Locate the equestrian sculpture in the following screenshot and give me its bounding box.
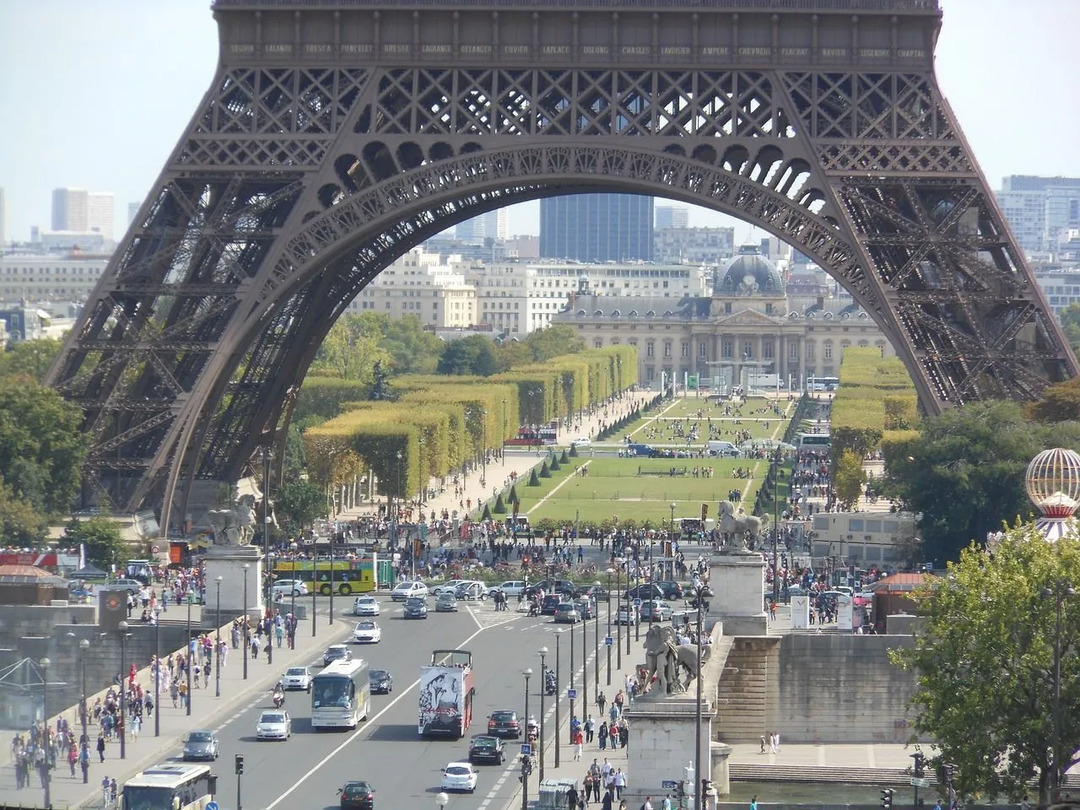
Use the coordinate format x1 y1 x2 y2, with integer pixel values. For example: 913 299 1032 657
717 500 762 554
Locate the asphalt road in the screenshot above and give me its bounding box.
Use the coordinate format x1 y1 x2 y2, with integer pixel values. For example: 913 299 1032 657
153 594 616 810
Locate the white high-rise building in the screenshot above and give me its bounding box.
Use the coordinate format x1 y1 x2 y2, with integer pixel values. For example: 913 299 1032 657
349 247 476 328
52 188 115 240
455 209 508 244
997 176 1080 256
655 204 689 229
89 193 115 240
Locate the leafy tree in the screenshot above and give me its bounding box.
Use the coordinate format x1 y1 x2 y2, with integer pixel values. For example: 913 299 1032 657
65 517 127 571
274 479 326 531
370 360 393 401
0 477 46 544
1057 302 1080 358
0 338 62 382
832 449 867 510
372 313 443 374
1027 376 1080 424
881 400 1080 564
890 528 1080 805
0 376 87 515
310 318 390 381
437 335 498 376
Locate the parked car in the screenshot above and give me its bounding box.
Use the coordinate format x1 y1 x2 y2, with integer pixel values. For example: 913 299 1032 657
430 580 467 596
486 710 521 739
655 581 684 600
455 581 487 601
522 579 577 600
570 437 591 447
323 644 352 666
640 599 674 622
487 580 527 598
281 666 312 692
100 579 143 595
435 592 459 612
256 709 291 741
625 583 664 601
352 595 380 616
553 602 581 623
369 669 393 695
403 596 428 619
182 729 219 761
391 581 429 601
352 620 382 644
615 604 639 625
578 584 609 601
468 735 505 765
626 442 657 458
441 761 478 793
338 780 376 809
271 579 308 598
540 594 562 615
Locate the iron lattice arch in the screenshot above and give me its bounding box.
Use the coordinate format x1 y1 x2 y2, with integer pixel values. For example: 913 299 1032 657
49 31 1075 516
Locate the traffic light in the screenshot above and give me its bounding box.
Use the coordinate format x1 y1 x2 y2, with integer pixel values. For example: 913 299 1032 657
701 779 712 797
234 754 244 775
913 751 925 778
881 788 894 809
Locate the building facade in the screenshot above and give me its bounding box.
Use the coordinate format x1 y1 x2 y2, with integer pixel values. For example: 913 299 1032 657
552 246 895 388
0 251 109 303
348 247 476 328
653 226 735 264
540 194 653 262
655 204 689 230
997 175 1080 255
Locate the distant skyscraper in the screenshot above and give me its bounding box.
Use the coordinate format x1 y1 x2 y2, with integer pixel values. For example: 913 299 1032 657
655 204 689 230
52 188 114 239
53 188 90 231
0 187 6 245
997 175 1080 255
456 209 508 244
540 194 654 262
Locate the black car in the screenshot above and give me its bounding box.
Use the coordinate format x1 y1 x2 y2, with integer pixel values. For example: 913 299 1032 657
523 579 578 600
323 644 353 667
578 584 609 601
625 583 664 601
656 581 684 600
404 596 428 619
338 780 375 809
468 734 505 765
369 669 393 694
540 594 562 615
486 709 521 739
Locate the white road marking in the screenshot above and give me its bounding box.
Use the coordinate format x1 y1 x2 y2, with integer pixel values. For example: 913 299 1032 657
265 622 489 809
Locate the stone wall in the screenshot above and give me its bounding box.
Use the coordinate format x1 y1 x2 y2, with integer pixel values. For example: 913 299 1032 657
775 633 916 743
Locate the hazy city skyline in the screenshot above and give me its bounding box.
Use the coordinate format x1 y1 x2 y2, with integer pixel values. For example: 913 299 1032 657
2 0 1078 244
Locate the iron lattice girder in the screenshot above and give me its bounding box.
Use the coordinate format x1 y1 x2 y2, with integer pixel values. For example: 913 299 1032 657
49 39 1076 514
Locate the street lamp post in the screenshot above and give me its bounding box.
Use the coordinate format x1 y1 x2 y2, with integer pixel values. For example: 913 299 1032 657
634 573 641 643
502 398 507 468
580 605 588 715
554 632 562 768
669 501 677 580
1044 579 1075 804
153 613 161 737
118 621 128 759
692 584 707 810
614 568 622 673
185 594 193 715
606 569 613 685
242 565 250 681
771 448 782 609
538 647 548 781
40 656 51 808
437 791 448 810
569 619 576 742
593 580 601 693
215 576 223 697
78 639 90 744
262 446 273 666
521 667 532 810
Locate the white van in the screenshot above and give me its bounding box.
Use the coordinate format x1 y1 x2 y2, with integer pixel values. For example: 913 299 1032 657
706 440 739 457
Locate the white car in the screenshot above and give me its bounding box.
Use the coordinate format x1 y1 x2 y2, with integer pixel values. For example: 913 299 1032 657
352 620 382 644
256 709 291 741
271 579 308 598
441 761 478 793
487 580 527 598
391 580 429 601
352 595 380 616
571 437 591 447
281 666 312 692
430 579 467 596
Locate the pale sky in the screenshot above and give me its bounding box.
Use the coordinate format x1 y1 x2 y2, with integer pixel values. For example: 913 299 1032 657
1 0 1078 243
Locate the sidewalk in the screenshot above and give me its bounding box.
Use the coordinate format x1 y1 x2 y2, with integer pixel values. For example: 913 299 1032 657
5 608 351 809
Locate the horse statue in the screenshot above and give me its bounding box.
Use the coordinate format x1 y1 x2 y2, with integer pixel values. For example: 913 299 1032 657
206 487 254 546
717 500 762 554
643 625 712 695
235 494 257 545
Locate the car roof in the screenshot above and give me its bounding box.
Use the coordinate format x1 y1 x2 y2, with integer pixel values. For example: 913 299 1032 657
446 761 473 768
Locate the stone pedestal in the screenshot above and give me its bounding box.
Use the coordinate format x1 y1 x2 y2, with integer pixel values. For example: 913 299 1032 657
622 695 713 807
708 554 768 635
201 545 263 629
710 741 732 795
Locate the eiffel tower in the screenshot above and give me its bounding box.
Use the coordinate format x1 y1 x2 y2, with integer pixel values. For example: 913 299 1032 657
48 0 1075 518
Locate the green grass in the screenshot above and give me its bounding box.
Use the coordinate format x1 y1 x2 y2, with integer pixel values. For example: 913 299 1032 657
619 396 795 445
518 456 766 523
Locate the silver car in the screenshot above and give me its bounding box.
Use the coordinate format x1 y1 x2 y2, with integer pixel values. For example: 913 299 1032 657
281 666 312 692
256 710 291 741
182 729 219 760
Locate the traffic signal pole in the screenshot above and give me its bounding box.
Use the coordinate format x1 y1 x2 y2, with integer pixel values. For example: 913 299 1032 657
235 753 244 810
